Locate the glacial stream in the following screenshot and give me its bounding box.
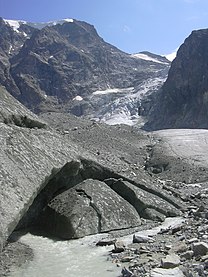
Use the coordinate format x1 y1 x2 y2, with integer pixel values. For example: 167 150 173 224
8 217 184 277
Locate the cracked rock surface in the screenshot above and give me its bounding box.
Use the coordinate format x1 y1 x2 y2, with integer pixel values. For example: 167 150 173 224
39 179 141 239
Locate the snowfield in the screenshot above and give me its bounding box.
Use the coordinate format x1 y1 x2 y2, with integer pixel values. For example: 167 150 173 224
132 53 169 64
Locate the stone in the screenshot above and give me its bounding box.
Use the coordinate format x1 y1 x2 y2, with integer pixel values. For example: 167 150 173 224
161 254 180 269
120 256 134 263
173 242 188 254
113 240 126 253
151 267 185 277
192 242 208 257
188 238 199 244
180 250 194 260
96 238 116 247
133 234 154 243
121 267 133 277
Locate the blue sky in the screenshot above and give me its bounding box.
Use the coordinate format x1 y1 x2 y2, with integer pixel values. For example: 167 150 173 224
1 0 208 55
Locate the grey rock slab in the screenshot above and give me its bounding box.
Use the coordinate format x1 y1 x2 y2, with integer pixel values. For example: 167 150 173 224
40 179 141 239
109 179 181 220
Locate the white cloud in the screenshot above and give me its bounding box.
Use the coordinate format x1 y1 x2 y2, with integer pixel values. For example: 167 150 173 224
123 25 131 33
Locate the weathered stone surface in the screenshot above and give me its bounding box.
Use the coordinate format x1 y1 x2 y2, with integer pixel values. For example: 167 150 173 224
40 179 141 239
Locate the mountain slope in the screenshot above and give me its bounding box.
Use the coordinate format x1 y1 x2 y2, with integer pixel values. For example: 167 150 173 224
144 28 208 130
0 18 170 116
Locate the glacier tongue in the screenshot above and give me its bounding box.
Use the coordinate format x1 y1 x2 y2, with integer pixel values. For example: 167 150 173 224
89 76 166 127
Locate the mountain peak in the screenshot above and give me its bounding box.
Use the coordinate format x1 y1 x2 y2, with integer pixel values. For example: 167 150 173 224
3 18 74 32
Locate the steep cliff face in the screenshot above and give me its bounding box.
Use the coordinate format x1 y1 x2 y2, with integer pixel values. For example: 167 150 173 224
145 29 208 130
0 18 169 114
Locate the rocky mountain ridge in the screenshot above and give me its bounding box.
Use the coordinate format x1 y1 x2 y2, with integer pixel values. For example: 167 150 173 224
0 17 170 124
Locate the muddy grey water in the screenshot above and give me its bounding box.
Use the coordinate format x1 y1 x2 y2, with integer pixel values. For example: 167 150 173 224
8 233 121 277
8 217 183 277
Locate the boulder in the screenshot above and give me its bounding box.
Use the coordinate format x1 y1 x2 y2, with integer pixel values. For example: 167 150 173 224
161 254 180 269
121 267 133 277
113 241 126 253
133 234 154 243
39 179 141 239
192 242 208 257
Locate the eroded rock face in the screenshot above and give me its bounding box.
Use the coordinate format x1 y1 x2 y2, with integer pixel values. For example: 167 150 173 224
39 179 141 239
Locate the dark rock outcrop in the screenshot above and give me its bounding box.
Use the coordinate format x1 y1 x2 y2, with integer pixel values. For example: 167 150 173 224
145 28 208 130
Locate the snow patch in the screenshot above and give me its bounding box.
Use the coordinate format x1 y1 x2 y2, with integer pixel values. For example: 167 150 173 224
92 87 134 96
8 45 13 54
63 18 74 23
165 49 178 61
132 53 168 64
3 19 25 32
73 95 83 101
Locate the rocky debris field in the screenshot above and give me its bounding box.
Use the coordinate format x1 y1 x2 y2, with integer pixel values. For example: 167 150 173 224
102 186 208 277
0 88 208 276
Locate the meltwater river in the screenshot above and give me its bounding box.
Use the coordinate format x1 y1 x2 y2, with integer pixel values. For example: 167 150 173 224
8 217 184 277
9 233 121 277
